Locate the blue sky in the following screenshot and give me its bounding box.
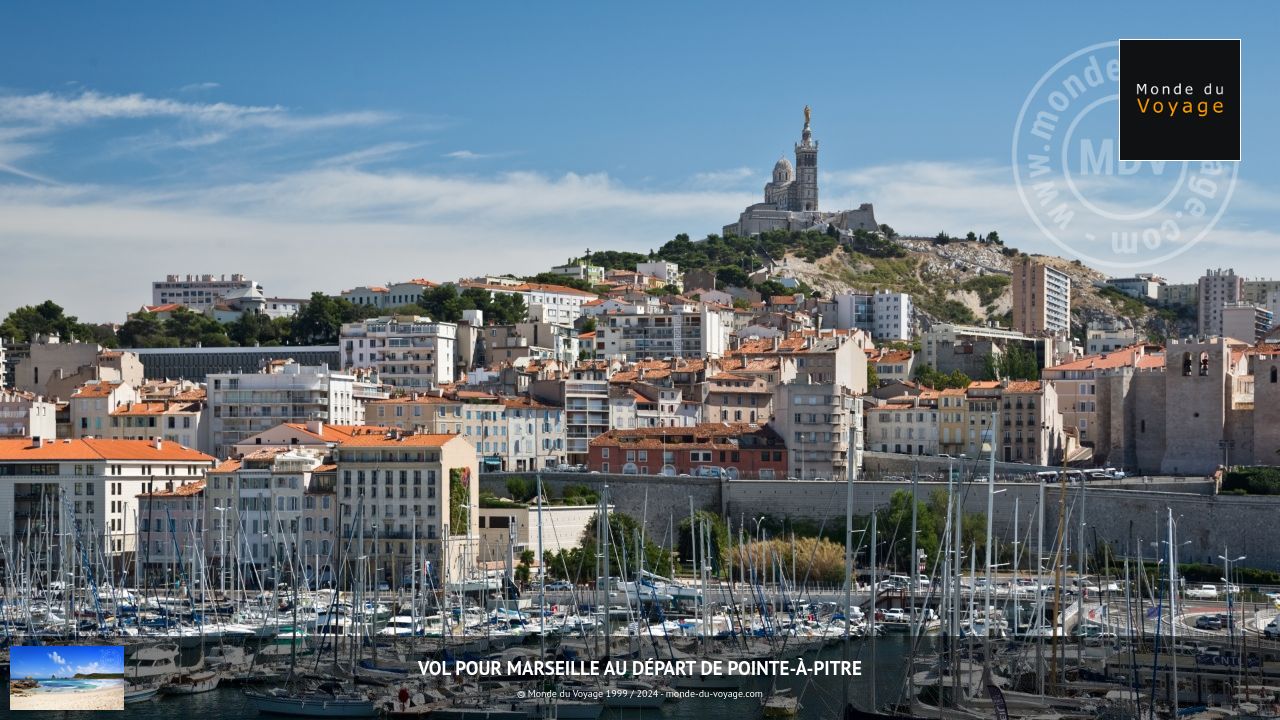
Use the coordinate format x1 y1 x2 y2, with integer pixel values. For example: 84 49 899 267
11 645 124 678
0 2 1276 321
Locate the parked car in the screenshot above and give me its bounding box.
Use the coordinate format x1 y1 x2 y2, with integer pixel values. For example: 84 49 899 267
1195 615 1223 630
1264 618 1279 639
881 608 907 622
544 580 573 591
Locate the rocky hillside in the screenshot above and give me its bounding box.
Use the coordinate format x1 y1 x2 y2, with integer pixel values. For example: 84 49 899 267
770 235 1194 341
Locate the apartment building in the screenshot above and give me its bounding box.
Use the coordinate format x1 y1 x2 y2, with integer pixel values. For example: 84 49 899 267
340 315 457 389
0 388 56 439
770 380 862 481
1221 302 1273 343
1012 257 1071 336
204 448 328 587
135 479 206 583
16 341 144 400
366 392 567 471
208 362 364 458
1198 268 1244 337
733 331 869 394
867 393 939 456
595 302 730 361
703 372 773 424
334 431 478 588
0 437 214 573
997 380 1063 465
530 364 611 465
587 423 787 479
339 279 438 309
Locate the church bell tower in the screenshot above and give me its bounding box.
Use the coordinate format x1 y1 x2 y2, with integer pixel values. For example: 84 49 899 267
793 105 819 212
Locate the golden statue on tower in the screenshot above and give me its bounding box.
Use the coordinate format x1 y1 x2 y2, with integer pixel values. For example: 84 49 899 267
804 105 811 125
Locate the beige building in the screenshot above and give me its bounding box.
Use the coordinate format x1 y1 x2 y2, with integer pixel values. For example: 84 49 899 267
703 372 773 424
1198 268 1244 337
1041 345 1164 455
1012 257 1071 336
16 341 143 401
334 431 478 589
769 379 862 480
997 380 1064 465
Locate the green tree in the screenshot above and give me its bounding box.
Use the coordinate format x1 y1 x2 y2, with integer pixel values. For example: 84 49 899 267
291 292 349 344
505 476 536 502
875 490 942 572
117 312 166 347
163 308 229 346
867 363 880 389
0 301 97 343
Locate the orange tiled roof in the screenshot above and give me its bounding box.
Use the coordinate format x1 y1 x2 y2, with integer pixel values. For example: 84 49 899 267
0 438 213 462
142 303 183 313
337 432 457 448
1046 344 1165 373
209 458 243 473
139 479 206 497
111 401 200 416
1004 380 1043 393
279 423 397 442
72 382 122 399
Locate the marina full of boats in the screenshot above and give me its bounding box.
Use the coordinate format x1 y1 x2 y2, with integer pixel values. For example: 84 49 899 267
5 472 1280 718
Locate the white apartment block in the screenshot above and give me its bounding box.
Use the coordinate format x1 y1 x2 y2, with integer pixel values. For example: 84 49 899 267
0 389 56 439
153 274 259 311
635 261 681 286
366 393 567 472
340 315 457 389
208 362 362 458
1085 322 1138 355
596 303 730 361
871 290 913 341
205 448 328 582
0 437 214 568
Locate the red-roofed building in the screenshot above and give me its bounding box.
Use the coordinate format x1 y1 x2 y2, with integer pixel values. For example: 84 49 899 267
587 423 787 478
0 437 214 572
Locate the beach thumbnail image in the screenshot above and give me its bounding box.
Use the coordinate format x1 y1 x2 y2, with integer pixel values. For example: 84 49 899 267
9 645 124 711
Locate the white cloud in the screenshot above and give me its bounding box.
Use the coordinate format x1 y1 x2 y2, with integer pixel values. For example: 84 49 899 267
179 82 221 92
443 149 508 160
0 90 393 134
688 167 758 190
49 651 65 665
74 662 110 675
319 142 424 168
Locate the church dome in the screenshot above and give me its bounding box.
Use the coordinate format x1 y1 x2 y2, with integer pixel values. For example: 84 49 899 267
772 156 794 182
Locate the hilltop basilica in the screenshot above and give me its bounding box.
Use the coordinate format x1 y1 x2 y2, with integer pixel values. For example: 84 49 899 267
723 106 880 238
